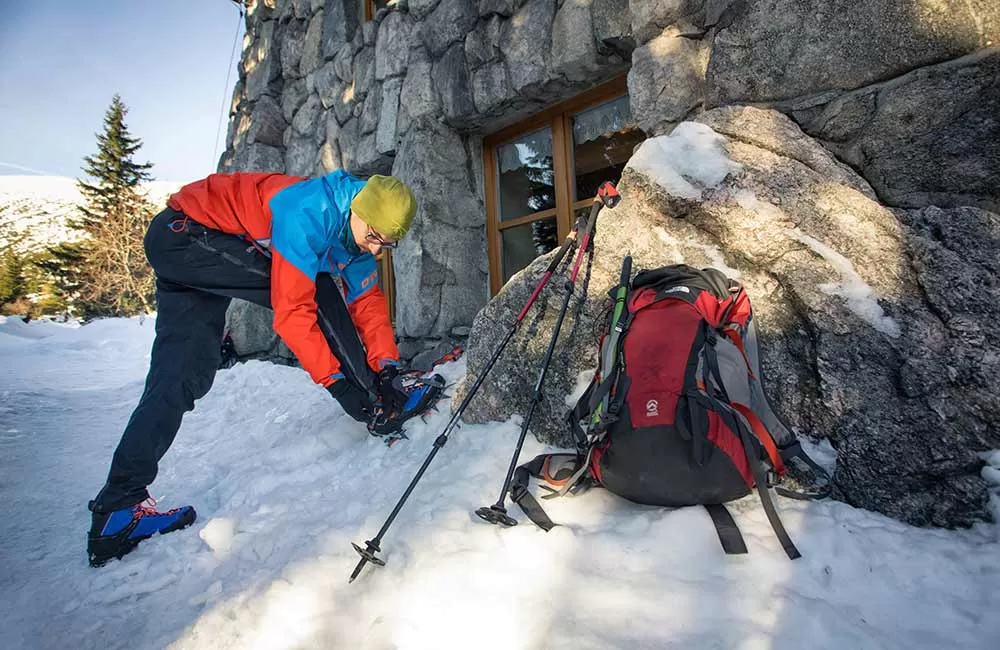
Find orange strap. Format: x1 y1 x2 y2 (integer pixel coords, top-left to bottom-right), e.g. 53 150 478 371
732 403 785 475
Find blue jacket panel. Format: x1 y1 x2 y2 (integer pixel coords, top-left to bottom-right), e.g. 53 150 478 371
268 170 377 304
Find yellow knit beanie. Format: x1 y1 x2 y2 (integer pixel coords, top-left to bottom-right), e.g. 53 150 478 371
350 175 417 240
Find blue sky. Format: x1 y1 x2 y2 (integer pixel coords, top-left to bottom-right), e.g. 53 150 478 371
0 1 245 182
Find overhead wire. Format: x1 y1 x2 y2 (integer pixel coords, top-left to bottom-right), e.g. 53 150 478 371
212 3 245 171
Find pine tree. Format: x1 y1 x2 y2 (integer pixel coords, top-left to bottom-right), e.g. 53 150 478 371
36 242 84 312
55 95 158 317
0 246 27 306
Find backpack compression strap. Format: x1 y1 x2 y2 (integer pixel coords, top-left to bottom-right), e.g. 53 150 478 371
511 454 596 531
510 455 559 531
704 504 749 555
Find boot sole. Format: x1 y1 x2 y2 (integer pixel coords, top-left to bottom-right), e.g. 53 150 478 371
88 507 197 568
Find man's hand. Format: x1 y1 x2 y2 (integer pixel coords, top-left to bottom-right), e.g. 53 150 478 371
327 380 375 423
376 365 408 417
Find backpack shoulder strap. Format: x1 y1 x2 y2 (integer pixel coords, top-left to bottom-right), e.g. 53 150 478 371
732 403 785 475
569 376 600 447
735 421 802 560
697 344 802 560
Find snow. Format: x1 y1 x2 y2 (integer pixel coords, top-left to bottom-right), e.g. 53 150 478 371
2 316 999 649
199 518 238 560
625 122 743 200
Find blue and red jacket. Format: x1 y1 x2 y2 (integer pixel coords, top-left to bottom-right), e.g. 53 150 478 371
167 170 399 387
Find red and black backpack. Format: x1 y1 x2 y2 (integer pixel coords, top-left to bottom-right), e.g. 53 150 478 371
512 263 828 559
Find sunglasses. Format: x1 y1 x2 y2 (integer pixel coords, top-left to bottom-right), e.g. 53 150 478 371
365 225 398 250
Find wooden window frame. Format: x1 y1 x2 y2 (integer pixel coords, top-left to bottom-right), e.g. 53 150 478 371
377 250 395 325
363 0 394 21
483 76 629 295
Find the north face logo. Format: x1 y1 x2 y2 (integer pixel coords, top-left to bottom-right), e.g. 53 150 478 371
646 399 659 417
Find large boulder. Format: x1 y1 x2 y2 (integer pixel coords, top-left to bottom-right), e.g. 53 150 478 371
455 105 1000 529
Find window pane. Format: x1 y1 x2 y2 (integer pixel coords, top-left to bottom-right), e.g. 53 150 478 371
496 128 556 221
501 217 558 284
571 95 645 201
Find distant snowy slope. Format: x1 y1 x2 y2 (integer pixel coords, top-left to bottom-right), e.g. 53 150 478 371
0 175 182 253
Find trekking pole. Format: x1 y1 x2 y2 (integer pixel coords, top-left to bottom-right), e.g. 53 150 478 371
476 181 621 527
348 199 596 584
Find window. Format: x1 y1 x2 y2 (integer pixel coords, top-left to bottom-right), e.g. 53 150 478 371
363 0 395 21
483 77 645 294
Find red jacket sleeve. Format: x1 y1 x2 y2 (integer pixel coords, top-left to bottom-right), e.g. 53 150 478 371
270 250 342 386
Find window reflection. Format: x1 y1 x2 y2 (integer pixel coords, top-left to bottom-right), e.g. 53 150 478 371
496 128 556 221
572 95 645 201
501 217 558 283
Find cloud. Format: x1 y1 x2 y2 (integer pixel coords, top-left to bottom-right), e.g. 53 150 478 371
0 161 60 176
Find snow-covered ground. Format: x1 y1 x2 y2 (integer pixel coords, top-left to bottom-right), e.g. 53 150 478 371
1 315 998 649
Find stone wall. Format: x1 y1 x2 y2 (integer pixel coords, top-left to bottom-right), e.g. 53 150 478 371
221 1 997 348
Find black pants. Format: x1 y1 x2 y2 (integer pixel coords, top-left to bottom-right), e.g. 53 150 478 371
90 207 374 513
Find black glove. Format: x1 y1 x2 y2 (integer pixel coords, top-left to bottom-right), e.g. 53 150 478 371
376 365 409 417
327 380 375 423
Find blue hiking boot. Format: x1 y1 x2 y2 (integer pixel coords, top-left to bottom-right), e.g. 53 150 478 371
369 373 446 438
88 499 197 567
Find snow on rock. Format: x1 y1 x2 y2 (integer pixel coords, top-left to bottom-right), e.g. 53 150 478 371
625 122 743 200
564 368 595 409
788 228 902 338
653 225 743 278
734 188 902 339
984 451 1000 540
